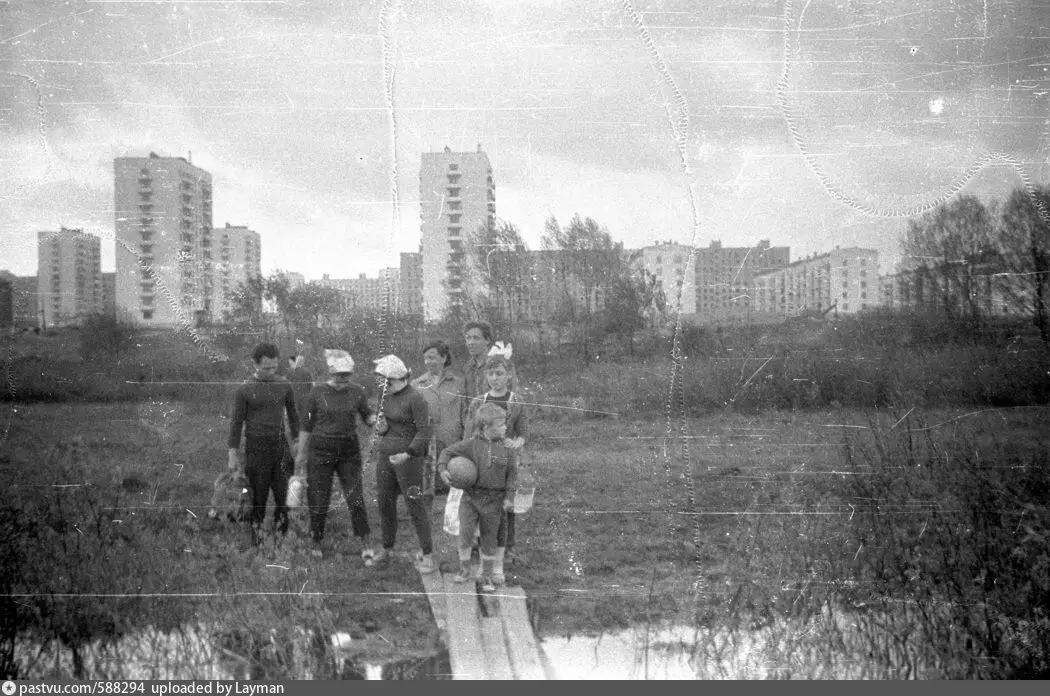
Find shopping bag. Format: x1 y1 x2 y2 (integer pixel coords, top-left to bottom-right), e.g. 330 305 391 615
443 487 463 536
287 475 307 509
512 462 535 514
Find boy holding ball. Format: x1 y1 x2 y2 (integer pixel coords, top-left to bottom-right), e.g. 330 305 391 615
438 402 518 592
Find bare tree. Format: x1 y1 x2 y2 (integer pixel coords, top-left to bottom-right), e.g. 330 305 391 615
468 217 532 332
899 195 997 326
998 186 1050 342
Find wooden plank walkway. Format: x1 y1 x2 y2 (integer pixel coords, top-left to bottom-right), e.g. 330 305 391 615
420 570 553 680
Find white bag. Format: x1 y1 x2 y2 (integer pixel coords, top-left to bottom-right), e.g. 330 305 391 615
443 487 463 536
287 475 307 509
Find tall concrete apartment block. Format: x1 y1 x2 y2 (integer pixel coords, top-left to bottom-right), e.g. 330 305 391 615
114 153 214 326
638 240 790 317
639 242 698 314
215 223 262 319
695 240 789 315
753 246 879 316
37 228 102 327
420 146 495 321
399 251 423 317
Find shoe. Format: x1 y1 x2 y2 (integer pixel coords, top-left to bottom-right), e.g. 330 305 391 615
310 547 323 559
360 548 376 566
492 570 505 586
452 563 473 583
416 554 436 574
479 575 496 593
366 548 390 568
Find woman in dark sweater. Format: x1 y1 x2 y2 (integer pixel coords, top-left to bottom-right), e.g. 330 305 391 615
295 349 377 560
371 354 435 573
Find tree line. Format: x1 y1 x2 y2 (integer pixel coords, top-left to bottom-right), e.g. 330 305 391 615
899 185 1050 341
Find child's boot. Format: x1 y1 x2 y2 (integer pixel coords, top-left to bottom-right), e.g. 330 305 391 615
452 559 473 584
479 556 497 592
493 547 506 586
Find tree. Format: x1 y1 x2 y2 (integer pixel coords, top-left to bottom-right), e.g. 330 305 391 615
468 217 533 331
225 274 267 329
999 186 1050 342
603 265 664 356
899 195 997 325
542 214 631 361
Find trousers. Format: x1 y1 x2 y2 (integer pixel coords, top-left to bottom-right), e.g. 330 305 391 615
306 436 370 542
376 451 433 555
244 435 289 534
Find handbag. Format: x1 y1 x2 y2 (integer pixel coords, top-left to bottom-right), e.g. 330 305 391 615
287 475 307 509
443 487 463 536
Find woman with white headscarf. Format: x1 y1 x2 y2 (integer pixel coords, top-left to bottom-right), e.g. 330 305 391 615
371 354 435 573
295 349 378 561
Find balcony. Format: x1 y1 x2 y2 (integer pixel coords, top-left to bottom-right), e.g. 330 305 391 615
447 187 461 198
140 217 154 226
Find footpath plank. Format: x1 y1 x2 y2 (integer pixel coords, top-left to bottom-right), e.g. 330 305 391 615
441 575 489 680
419 571 448 638
497 586 549 680
479 611 515 680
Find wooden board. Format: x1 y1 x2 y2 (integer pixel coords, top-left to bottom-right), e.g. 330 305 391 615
419 570 448 640
441 575 489 680
497 586 550 680
479 613 515 680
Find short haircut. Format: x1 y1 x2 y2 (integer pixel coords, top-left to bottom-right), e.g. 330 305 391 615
463 320 493 342
483 354 512 371
473 402 507 435
422 339 453 367
252 342 280 363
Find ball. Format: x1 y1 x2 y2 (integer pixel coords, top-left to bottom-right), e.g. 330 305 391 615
447 456 478 489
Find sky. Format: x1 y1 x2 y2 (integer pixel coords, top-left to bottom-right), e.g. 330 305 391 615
2 0 1048 280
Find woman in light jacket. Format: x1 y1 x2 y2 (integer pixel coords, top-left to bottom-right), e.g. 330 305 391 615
411 340 466 502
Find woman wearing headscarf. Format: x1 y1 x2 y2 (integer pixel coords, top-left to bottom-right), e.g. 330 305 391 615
295 349 377 561
411 340 466 502
371 354 435 573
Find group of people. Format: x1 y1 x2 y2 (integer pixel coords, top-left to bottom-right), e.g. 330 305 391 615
225 321 529 591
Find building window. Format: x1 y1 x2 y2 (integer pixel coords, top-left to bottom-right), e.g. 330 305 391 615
449 163 458 171
142 309 154 320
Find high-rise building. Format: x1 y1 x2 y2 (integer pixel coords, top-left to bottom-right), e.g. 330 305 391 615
101 272 116 318
639 242 698 314
36 228 102 327
753 247 878 317
215 223 262 319
399 251 423 317
12 275 38 328
0 272 13 329
694 240 790 317
114 153 214 326
317 268 400 314
419 145 495 321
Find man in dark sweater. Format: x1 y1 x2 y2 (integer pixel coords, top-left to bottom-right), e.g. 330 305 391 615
228 343 300 542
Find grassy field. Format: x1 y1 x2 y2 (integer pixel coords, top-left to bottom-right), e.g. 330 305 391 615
4 391 1049 678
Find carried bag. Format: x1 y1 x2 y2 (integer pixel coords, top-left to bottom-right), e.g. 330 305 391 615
287 475 307 509
512 463 535 514
208 471 253 522
443 487 463 536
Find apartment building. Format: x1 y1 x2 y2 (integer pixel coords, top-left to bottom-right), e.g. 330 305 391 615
114 153 214 326
101 272 116 318
753 246 879 317
36 228 103 327
214 223 262 319
695 240 790 315
399 251 423 317
317 268 400 314
638 242 697 314
420 145 495 321
880 265 1018 317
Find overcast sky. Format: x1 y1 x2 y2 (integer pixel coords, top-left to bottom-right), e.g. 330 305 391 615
2 0 1048 279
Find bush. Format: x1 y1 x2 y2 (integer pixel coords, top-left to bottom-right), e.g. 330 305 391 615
79 315 135 360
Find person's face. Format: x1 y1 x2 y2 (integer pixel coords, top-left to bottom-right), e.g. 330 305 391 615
485 365 510 392
386 377 408 393
254 356 280 379
423 348 445 375
464 328 489 358
482 417 507 440
331 371 352 387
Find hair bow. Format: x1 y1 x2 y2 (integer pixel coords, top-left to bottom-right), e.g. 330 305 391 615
487 342 513 359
